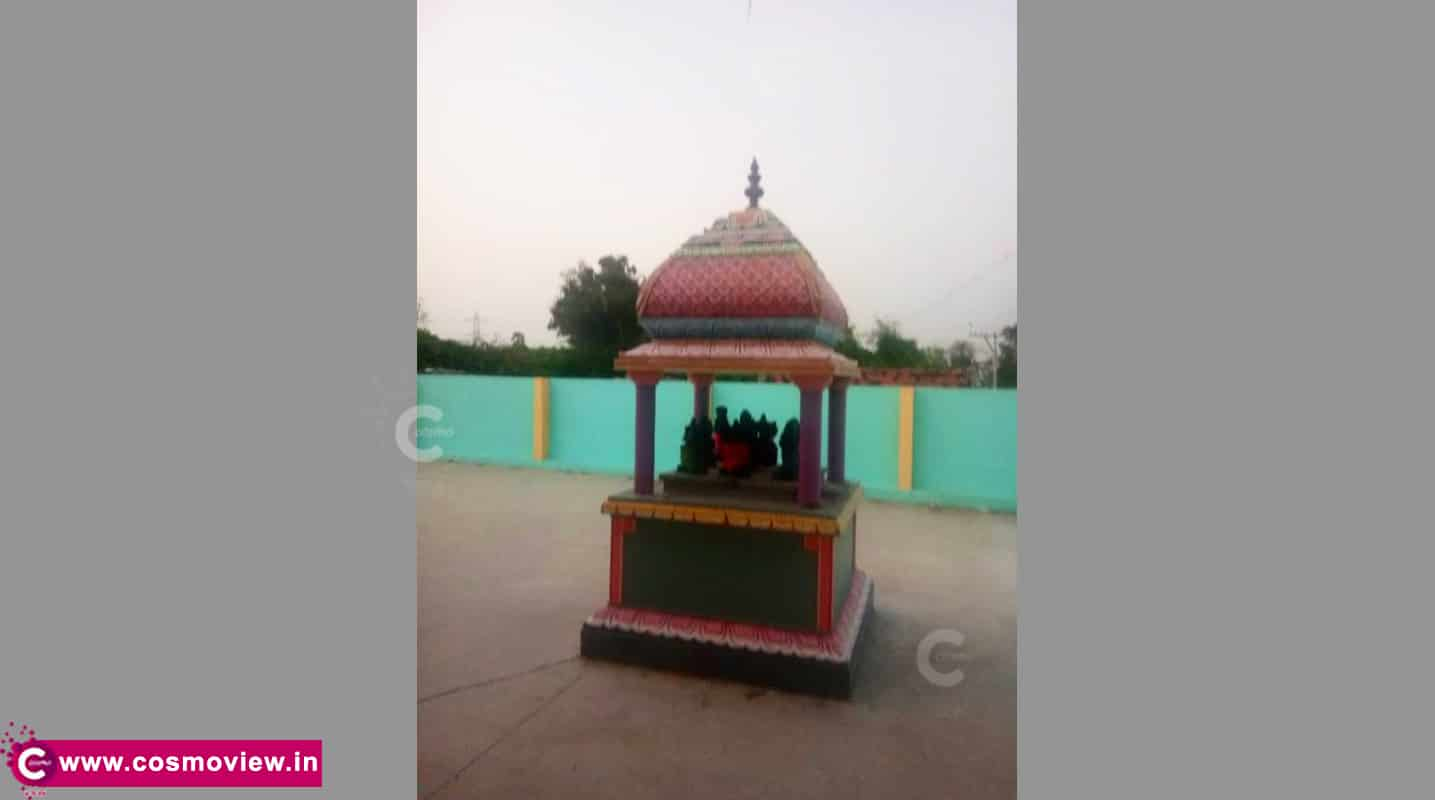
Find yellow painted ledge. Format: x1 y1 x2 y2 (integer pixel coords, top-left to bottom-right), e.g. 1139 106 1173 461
600 499 855 536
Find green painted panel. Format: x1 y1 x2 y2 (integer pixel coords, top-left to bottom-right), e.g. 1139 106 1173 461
547 378 696 476
416 375 534 466
846 386 900 492
655 381 699 476
912 388 1018 511
548 377 631 474
622 519 818 631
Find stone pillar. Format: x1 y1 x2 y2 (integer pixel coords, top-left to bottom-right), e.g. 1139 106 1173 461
796 375 831 507
631 372 661 495
690 373 713 422
827 378 849 484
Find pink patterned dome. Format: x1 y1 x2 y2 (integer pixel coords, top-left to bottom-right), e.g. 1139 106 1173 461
635 160 849 345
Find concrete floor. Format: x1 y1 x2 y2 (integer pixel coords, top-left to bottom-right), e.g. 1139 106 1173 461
419 462 1017 799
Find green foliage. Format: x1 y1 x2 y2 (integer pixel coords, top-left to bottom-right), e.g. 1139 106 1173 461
417 254 655 377
547 255 645 357
948 340 976 370
418 329 618 377
834 325 873 364
996 324 1017 387
865 318 929 369
964 324 1017 388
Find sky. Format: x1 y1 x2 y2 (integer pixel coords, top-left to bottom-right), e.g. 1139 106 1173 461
418 0 1016 349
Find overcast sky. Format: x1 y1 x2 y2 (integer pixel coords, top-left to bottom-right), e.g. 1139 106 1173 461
418 0 1016 349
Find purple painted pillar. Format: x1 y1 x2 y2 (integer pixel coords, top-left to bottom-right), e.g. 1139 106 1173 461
691 373 713 421
632 372 660 494
828 378 849 484
796 376 830 507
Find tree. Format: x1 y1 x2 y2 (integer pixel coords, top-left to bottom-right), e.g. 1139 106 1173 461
469 312 484 348
866 318 926 368
510 331 527 349
996 324 1017 387
833 324 873 364
417 299 430 331
547 256 645 368
945 340 977 385
971 326 1003 389
948 340 976 370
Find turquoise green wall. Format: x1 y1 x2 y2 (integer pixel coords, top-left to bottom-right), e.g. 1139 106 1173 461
416 375 534 466
542 378 697 475
911 388 1018 512
845 386 902 495
548 378 629 474
416 375 1017 512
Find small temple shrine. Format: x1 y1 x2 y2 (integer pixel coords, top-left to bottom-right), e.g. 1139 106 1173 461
580 160 874 698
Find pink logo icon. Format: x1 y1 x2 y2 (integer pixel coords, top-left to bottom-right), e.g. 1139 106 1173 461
4 722 49 799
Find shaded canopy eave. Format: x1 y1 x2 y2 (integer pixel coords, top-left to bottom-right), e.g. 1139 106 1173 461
614 338 860 380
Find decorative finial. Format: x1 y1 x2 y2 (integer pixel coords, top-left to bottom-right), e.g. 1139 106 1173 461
745 157 764 209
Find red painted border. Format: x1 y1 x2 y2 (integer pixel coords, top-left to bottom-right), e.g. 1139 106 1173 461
817 536 833 632
585 570 872 663
804 534 833 632
610 516 635 605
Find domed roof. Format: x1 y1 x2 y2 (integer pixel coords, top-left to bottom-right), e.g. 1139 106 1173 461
635 161 849 345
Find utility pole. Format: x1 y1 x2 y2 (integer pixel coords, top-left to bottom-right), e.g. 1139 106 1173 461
470 313 482 347
970 324 1000 389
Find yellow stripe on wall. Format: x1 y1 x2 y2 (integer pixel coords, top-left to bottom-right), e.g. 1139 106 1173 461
533 377 550 461
897 386 914 491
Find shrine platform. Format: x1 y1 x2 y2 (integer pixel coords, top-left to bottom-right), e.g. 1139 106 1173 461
419 462 1016 800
